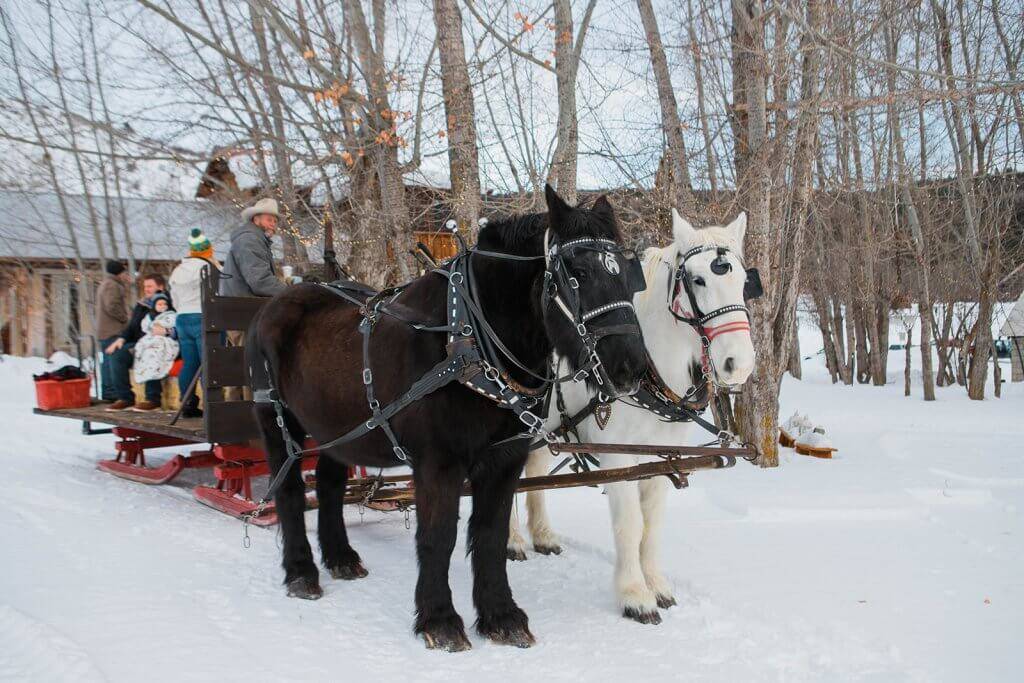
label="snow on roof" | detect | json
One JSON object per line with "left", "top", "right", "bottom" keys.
{"left": 1000, "top": 291, "right": 1024, "bottom": 337}
{"left": 0, "top": 190, "right": 330, "bottom": 265}
{"left": 0, "top": 190, "right": 236, "bottom": 263}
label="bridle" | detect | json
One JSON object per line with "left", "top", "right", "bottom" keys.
{"left": 667, "top": 244, "right": 763, "bottom": 386}
{"left": 526, "top": 240, "right": 765, "bottom": 464}
{"left": 539, "top": 233, "right": 646, "bottom": 392}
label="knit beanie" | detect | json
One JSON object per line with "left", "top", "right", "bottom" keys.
{"left": 149, "top": 292, "right": 172, "bottom": 310}
{"left": 105, "top": 259, "right": 126, "bottom": 276}
{"left": 189, "top": 228, "right": 213, "bottom": 258}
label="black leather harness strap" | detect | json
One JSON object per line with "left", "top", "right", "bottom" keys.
{"left": 255, "top": 232, "right": 648, "bottom": 511}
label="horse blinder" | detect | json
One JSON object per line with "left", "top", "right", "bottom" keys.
{"left": 743, "top": 268, "right": 763, "bottom": 301}
{"left": 622, "top": 249, "right": 647, "bottom": 294}
{"left": 710, "top": 248, "right": 732, "bottom": 276}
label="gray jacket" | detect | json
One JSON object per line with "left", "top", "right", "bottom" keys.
{"left": 220, "top": 221, "right": 287, "bottom": 297}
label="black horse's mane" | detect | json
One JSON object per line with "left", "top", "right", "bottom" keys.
{"left": 477, "top": 201, "right": 623, "bottom": 256}
{"left": 476, "top": 212, "right": 549, "bottom": 256}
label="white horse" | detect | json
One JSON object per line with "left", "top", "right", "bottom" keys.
{"left": 509, "top": 209, "right": 756, "bottom": 624}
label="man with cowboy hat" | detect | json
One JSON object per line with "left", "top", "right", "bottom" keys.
{"left": 220, "top": 197, "right": 287, "bottom": 400}
{"left": 220, "top": 197, "right": 287, "bottom": 298}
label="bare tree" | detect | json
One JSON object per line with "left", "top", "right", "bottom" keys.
{"left": 433, "top": 0, "right": 481, "bottom": 235}
{"left": 636, "top": 0, "right": 695, "bottom": 214}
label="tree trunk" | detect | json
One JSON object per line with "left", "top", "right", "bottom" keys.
{"left": 688, "top": 0, "right": 718, "bottom": 199}
{"left": 343, "top": 0, "right": 414, "bottom": 282}
{"left": 876, "top": 301, "right": 890, "bottom": 381}
{"left": 251, "top": 6, "right": 309, "bottom": 269}
{"left": 788, "top": 317, "right": 802, "bottom": 380}
{"left": 936, "top": 303, "right": 956, "bottom": 386}
{"left": 731, "top": 0, "right": 780, "bottom": 466}
{"left": 432, "top": 0, "right": 481, "bottom": 236}
{"left": 904, "top": 325, "right": 913, "bottom": 396}
{"left": 547, "top": 0, "right": 595, "bottom": 202}
{"left": 967, "top": 264, "right": 996, "bottom": 399}
{"left": 854, "top": 304, "right": 871, "bottom": 384}
{"left": 637, "top": 0, "right": 694, "bottom": 213}
{"left": 884, "top": 12, "right": 933, "bottom": 399}
{"left": 814, "top": 294, "right": 839, "bottom": 383}
{"left": 992, "top": 340, "right": 1002, "bottom": 397}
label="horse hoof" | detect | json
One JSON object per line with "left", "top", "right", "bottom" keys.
{"left": 623, "top": 606, "right": 662, "bottom": 625}
{"left": 329, "top": 562, "right": 369, "bottom": 580}
{"left": 477, "top": 606, "right": 535, "bottom": 648}
{"left": 418, "top": 615, "right": 472, "bottom": 652}
{"left": 286, "top": 576, "right": 323, "bottom": 600}
{"left": 656, "top": 594, "right": 677, "bottom": 609}
{"left": 506, "top": 547, "right": 528, "bottom": 562}
{"left": 533, "top": 542, "right": 562, "bottom": 556}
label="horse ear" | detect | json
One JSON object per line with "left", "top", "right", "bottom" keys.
{"left": 545, "top": 184, "right": 572, "bottom": 228}
{"left": 672, "top": 208, "right": 697, "bottom": 246}
{"left": 729, "top": 211, "right": 747, "bottom": 248}
{"left": 592, "top": 194, "right": 613, "bottom": 218}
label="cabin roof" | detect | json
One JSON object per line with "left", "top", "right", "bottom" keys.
{"left": 0, "top": 190, "right": 322, "bottom": 264}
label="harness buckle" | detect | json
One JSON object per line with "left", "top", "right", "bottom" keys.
{"left": 369, "top": 399, "right": 380, "bottom": 411}
{"left": 576, "top": 323, "right": 588, "bottom": 337}
{"left": 362, "top": 368, "right": 373, "bottom": 385}
{"left": 275, "top": 415, "right": 285, "bottom": 429}
{"left": 393, "top": 446, "right": 409, "bottom": 462}
{"left": 568, "top": 277, "right": 579, "bottom": 290}
{"left": 518, "top": 410, "right": 544, "bottom": 433}
{"left": 572, "top": 368, "right": 589, "bottom": 382}
{"left": 450, "top": 271, "right": 464, "bottom": 285}
{"left": 461, "top": 324, "right": 473, "bottom": 337}
{"left": 589, "top": 353, "right": 605, "bottom": 386}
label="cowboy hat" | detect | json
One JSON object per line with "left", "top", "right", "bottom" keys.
{"left": 241, "top": 198, "right": 279, "bottom": 221}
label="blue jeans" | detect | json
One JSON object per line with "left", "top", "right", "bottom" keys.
{"left": 176, "top": 314, "right": 203, "bottom": 397}
{"left": 99, "top": 336, "right": 118, "bottom": 399}
{"left": 108, "top": 343, "right": 162, "bottom": 404}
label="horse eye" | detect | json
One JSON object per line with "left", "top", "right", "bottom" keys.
{"left": 693, "top": 276, "right": 706, "bottom": 286}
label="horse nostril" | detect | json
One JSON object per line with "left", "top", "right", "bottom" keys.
{"left": 724, "top": 357, "right": 735, "bottom": 374}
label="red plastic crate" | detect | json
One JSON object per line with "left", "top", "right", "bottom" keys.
{"left": 35, "top": 378, "right": 92, "bottom": 410}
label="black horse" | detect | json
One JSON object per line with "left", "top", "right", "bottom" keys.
{"left": 247, "top": 186, "right": 647, "bottom": 651}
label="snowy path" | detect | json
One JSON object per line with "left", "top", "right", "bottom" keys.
{"left": 1, "top": 353, "right": 1021, "bottom": 682}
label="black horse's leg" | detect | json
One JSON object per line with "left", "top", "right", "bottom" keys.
{"left": 316, "top": 455, "right": 367, "bottom": 580}
{"left": 413, "top": 458, "right": 470, "bottom": 652}
{"left": 468, "top": 449, "right": 535, "bottom": 648}
{"left": 255, "top": 403, "right": 321, "bottom": 599}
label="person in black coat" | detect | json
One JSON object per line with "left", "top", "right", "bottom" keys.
{"left": 104, "top": 274, "right": 172, "bottom": 410}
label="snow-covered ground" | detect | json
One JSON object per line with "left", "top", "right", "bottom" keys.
{"left": 1, "top": 346, "right": 1021, "bottom": 682}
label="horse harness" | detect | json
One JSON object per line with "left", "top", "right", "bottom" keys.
{"left": 537, "top": 243, "right": 765, "bottom": 462}
{"left": 255, "top": 234, "right": 644, "bottom": 510}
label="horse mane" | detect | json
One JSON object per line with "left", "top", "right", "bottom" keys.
{"left": 476, "top": 212, "right": 549, "bottom": 255}
{"left": 477, "top": 200, "right": 624, "bottom": 256}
